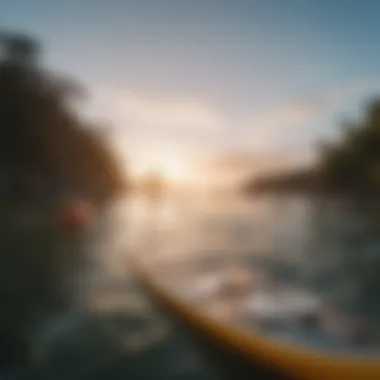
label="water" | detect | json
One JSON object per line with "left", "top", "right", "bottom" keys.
{"left": 125, "top": 194, "right": 380, "bottom": 356}
{"left": 7, "top": 194, "right": 380, "bottom": 378}
{"left": 2, "top": 199, "right": 220, "bottom": 379}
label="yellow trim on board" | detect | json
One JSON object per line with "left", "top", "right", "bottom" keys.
{"left": 132, "top": 259, "right": 380, "bottom": 380}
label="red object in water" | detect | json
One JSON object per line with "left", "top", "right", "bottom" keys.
{"left": 57, "top": 201, "right": 93, "bottom": 231}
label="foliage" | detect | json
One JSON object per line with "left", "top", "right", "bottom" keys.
{"left": 318, "top": 99, "right": 380, "bottom": 195}
{"left": 0, "top": 32, "right": 127, "bottom": 202}
{"left": 0, "top": 32, "right": 128, "bottom": 369}
{"left": 243, "top": 168, "right": 315, "bottom": 195}
{"left": 244, "top": 98, "right": 380, "bottom": 197}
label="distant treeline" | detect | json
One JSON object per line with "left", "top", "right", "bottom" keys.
{"left": 243, "top": 168, "right": 315, "bottom": 195}
{"left": 0, "top": 32, "right": 127, "bottom": 203}
{"left": 243, "top": 98, "right": 380, "bottom": 197}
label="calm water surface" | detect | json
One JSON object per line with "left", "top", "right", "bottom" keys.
{"left": 122, "top": 194, "right": 380, "bottom": 356}
{"left": 21, "top": 194, "right": 379, "bottom": 378}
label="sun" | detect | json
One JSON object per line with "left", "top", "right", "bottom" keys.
{"left": 133, "top": 152, "right": 192, "bottom": 183}
{"left": 156, "top": 160, "right": 189, "bottom": 182}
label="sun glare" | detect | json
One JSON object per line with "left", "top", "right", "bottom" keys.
{"left": 133, "top": 152, "right": 192, "bottom": 183}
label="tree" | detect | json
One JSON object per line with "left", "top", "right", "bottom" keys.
{"left": 318, "top": 98, "right": 380, "bottom": 196}
{"left": 0, "top": 31, "right": 128, "bottom": 369}
{"left": 0, "top": 31, "right": 127, "bottom": 201}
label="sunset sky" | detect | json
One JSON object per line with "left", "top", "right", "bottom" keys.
{"left": 3, "top": 0, "right": 380, "bottom": 181}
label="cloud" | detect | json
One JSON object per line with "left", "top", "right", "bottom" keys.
{"left": 244, "top": 82, "right": 372, "bottom": 148}
{"left": 253, "top": 101, "right": 320, "bottom": 134}
{"left": 197, "top": 148, "right": 313, "bottom": 184}
{"left": 84, "top": 79, "right": 379, "bottom": 168}
{"left": 94, "top": 88, "right": 225, "bottom": 134}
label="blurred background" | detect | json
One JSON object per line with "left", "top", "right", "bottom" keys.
{"left": 0, "top": 1, "right": 380, "bottom": 379}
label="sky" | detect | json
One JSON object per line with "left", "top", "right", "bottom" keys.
{"left": 2, "top": 0, "right": 380, "bottom": 181}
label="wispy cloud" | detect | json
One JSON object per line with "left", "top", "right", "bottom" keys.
{"left": 95, "top": 88, "right": 225, "bottom": 133}
{"left": 243, "top": 81, "right": 376, "bottom": 148}
{"left": 196, "top": 148, "right": 313, "bottom": 185}
{"left": 85, "top": 79, "right": 379, "bottom": 173}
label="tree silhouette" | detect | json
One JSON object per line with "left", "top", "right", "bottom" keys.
{"left": 318, "top": 98, "right": 380, "bottom": 196}
{"left": 0, "top": 31, "right": 127, "bottom": 202}
{"left": 0, "top": 31, "right": 128, "bottom": 369}
{"left": 244, "top": 98, "right": 380, "bottom": 197}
